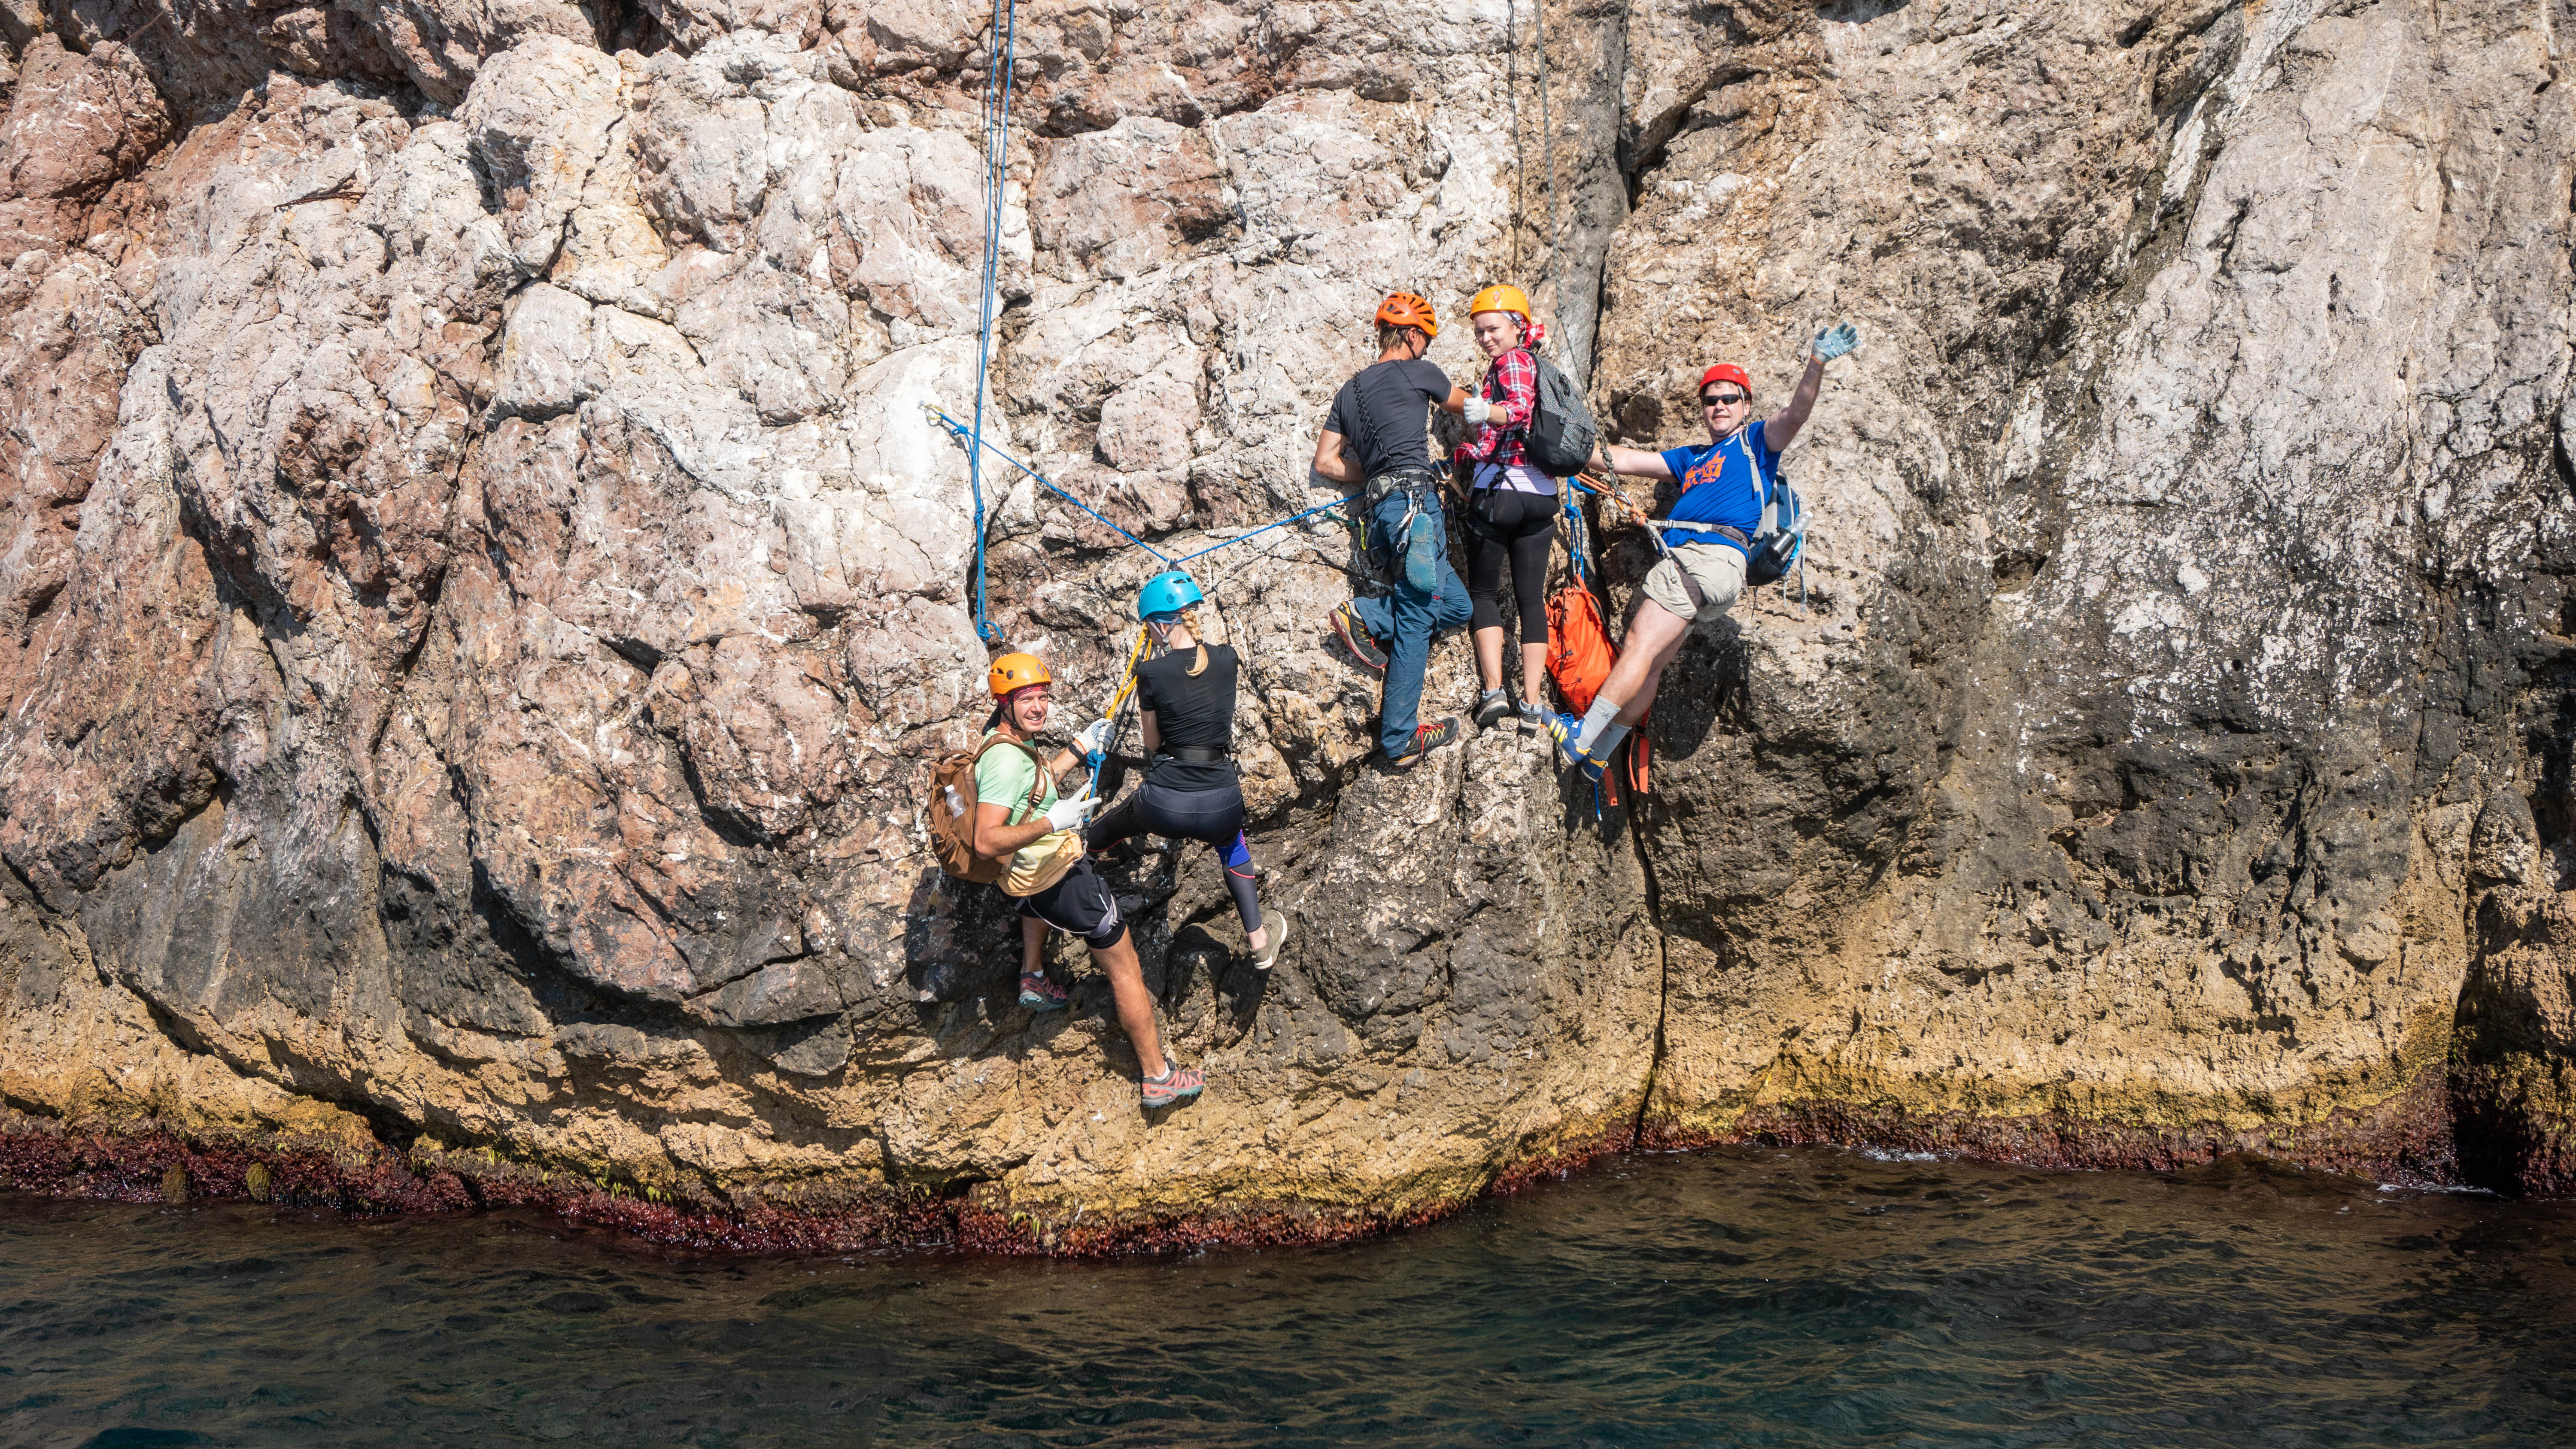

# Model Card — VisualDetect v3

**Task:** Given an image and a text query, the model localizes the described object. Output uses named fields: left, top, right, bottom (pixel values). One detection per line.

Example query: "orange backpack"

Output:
left=926, top=737, right=1046, bottom=883
left=1546, top=582, right=1618, bottom=715
left=1546, top=581, right=1653, bottom=801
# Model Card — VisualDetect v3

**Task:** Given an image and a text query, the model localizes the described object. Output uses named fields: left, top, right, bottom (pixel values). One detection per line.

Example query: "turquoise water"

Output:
left=6, top=1146, right=2575, bottom=1447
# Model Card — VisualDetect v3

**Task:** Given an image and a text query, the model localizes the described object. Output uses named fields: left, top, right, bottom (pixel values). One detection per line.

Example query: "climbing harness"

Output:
left=963, top=0, right=1023, bottom=645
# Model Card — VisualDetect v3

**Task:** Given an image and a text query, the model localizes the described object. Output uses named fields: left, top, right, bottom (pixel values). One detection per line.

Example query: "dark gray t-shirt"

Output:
left=1323, top=359, right=1453, bottom=480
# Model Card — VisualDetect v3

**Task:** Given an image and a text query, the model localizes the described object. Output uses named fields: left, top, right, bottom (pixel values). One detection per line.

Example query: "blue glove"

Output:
left=1812, top=322, right=1859, bottom=362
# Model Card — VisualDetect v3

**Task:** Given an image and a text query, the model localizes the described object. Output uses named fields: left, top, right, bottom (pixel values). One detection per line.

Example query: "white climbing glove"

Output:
left=1043, top=784, right=1099, bottom=833
left=1074, top=718, right=1114, bottom=756
left=1462, top=395, right=1494, bottom=426
left=1812, top=321, right=1860, bottom=362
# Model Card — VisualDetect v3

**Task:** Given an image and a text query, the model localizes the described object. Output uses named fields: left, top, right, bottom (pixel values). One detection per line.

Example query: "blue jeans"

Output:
left=1352, top=487, right=1472, bottom=756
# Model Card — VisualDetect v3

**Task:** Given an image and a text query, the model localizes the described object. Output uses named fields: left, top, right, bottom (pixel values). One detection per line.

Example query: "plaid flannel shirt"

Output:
left=1460, top=347, right=1537, bottom=468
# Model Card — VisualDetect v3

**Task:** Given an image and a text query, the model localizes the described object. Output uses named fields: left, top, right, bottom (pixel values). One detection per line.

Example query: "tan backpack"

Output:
left=927, top=736, right=1048, bottom=883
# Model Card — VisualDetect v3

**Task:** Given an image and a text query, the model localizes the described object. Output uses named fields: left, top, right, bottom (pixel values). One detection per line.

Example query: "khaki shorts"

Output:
left=1642, top=540, right=1746, bottom=625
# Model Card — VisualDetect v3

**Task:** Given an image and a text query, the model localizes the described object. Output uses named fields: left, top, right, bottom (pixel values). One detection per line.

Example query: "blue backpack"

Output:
left=1744, top=478, right=1805, bottom=588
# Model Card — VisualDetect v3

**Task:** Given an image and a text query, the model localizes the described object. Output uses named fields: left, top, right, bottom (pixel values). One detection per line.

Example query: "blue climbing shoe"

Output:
left=1546, top=712, right=1606, bottom=783
left=1019, top=972, right=1069, bottom=1012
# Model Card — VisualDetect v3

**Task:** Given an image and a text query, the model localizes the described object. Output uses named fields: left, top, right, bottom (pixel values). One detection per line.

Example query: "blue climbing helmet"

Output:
left=1136, top=570, right=1204, bottom=621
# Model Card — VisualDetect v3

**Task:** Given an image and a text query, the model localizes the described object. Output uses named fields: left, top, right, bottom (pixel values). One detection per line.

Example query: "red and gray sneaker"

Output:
left=1018, top=972, right=1069, bottom=1012
left=1389, top=716, right=1461, bottom=770
left=1141, top=1062, right=1206, bottom=1108
left=1330, top=601, right=1388, bottom=676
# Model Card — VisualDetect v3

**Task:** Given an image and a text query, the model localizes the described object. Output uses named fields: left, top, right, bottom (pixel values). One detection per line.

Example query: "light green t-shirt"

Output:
left=975, top=732, right=1078, bottom=894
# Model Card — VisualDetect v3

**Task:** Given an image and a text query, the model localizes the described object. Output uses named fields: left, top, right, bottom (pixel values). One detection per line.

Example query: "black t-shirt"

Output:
left=1136, top=644, right=1239, bottom=791
left=1323, top=359, right=1453, bottom=481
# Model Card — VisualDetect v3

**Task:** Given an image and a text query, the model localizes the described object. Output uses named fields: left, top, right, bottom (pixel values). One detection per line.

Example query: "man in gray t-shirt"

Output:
left=1321, top=357, right=1452, bottom=479
left=1310, top=292, right=1484, bottom=769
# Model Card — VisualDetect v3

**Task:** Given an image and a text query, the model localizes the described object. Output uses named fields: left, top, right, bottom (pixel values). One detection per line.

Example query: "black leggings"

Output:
left=1083, top=779, right=1261, bottom=933
left=1464, top=487, right=1558, bottom=644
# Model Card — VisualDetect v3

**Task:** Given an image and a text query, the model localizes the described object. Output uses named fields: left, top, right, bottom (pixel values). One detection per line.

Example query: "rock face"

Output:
left=3, top=0, right=2575, bottom=1246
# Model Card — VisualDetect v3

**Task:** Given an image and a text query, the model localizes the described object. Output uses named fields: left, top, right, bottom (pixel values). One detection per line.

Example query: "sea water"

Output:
left=5, top=1146, right=2573, bottom=1447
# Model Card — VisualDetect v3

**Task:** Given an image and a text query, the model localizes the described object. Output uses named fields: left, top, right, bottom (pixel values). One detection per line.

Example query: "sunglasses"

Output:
left=1699, top=391, right=1749, bottom=406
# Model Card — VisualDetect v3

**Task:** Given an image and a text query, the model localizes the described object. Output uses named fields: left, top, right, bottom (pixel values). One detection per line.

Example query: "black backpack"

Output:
left=1521, top=355, right=1599, bottom=478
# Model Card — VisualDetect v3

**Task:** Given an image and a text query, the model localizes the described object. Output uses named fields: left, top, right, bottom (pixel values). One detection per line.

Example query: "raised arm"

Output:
left=1766, top=322, right=1857, bottom=452
left=1764, top=355, right=1826, bottom=452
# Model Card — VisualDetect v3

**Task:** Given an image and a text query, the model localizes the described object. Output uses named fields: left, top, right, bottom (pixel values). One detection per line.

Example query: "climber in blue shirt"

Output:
left=1549, top=324, right=1859, bottom=781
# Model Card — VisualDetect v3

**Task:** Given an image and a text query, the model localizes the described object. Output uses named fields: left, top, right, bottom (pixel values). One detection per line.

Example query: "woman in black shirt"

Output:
left=1081, top=572, right=1287, bottom=970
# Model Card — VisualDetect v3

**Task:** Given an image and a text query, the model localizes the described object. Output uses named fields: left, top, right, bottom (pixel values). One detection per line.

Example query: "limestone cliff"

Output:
left=2, top=0, right=2573, bottom=1249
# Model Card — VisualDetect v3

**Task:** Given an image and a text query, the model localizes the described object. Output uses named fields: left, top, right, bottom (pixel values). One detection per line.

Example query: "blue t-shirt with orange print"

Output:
left=1658, top=419, right=1780, bottom=557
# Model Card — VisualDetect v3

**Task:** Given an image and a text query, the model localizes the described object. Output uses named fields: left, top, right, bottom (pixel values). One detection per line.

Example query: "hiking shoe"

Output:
left=1141, top=1062, right=1206, bottom=1108
left=1389, top=717, right=1461, bottom=770
left=1516, top=698, right=1549, bottom=734
left=1249, top=911, right=1291, bottom=971
left=1330, top=601, right=1387, bottom=676
left=1473, top=689, right=1514, bottom=731
left=1546, top=712, right=1607, bottom=783
left=1018, top=972, right=1069, bottom=1012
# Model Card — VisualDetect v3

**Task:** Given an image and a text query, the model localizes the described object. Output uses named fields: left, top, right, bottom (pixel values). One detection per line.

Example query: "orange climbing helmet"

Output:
left=1374, top=291, right=1440, bottom=338
left=987, top=652, right=1052, bottom=697
left=1468, top=284, right=1531, bottom=322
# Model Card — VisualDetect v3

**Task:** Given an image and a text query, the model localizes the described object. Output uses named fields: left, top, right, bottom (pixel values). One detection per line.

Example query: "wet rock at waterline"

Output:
left=2, top=0, right=2575, bottom=1248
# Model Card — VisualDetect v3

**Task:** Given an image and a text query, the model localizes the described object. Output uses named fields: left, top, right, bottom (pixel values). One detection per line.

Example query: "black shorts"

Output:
left=1016, top=859, right=1127, bottom=950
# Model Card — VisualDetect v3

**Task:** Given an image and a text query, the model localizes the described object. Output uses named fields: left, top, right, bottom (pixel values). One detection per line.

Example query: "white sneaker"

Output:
left=1249, top=912, right=1292, bottom=971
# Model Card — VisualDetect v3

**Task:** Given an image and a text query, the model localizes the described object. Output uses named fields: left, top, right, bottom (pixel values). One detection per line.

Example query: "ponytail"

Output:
left=1182, top=608, right=1209, bottom=677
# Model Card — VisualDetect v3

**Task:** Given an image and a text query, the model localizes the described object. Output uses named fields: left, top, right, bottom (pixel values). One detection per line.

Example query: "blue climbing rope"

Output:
left=1166, top=497, right=1352, bottom=567
left=927, top=404, right=1353, bottom=570
left=963, top=0, right=1021, bottom=646
left=927, top=406, right=1174, bottom=562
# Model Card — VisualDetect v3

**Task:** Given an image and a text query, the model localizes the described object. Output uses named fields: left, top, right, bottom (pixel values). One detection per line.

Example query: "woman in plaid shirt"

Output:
left=1457, top=284, right=1560, bottom=732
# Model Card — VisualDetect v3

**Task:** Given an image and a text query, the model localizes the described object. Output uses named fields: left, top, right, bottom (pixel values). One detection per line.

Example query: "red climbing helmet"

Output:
left=1698, top=364, right=1752, bottom=396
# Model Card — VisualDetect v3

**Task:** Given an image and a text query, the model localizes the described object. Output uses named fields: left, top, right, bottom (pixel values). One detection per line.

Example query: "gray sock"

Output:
left=1593, top=721, right=1632, bottom=757
left=1573, top=697, right=1623, bottom=755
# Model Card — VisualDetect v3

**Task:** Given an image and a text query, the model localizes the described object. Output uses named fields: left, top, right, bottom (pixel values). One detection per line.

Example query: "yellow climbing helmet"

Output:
left=987, top=652, right=1052, bottom=697
left=1468, top=284, right=1531, bottom=322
